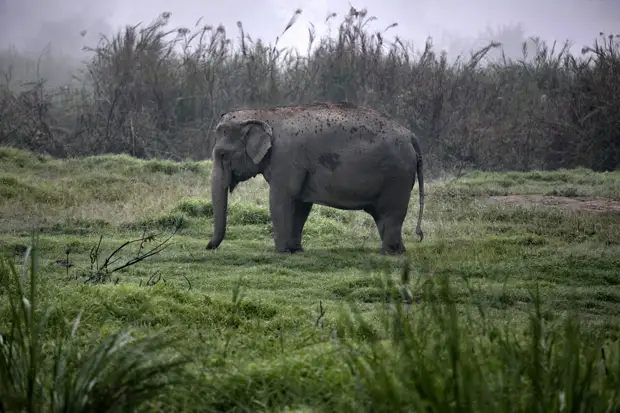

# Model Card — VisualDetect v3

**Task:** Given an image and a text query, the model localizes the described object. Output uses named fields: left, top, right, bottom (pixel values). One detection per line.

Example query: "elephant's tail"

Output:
left=411, top=135, right=425, bottom=242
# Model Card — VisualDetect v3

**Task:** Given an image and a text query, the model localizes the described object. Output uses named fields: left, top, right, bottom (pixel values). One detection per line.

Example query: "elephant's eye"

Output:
left=213, top=147, right=229, bottom=161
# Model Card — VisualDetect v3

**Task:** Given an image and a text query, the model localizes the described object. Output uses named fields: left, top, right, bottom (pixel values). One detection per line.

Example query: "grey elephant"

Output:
left=206, top=101, right=425, bottom=255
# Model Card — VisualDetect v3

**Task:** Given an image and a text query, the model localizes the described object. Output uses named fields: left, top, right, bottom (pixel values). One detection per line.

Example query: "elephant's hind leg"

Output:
left=379, top=214, right=406, bottom=255
left=371, top=185, right=411, bottom=255
left=291, top=201, right=313, bottom=252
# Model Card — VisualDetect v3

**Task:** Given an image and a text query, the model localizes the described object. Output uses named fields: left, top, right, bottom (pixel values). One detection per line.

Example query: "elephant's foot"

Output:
left=276, top=246, right=305, bottom=253
left=380, top=242, right=406, bottom=255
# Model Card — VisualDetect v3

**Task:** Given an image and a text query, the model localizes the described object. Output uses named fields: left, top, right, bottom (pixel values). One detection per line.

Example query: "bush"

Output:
left=0, top=236, right=191, bottom=412
left=338, top=262, right=620, bottom=412
left=0, top=9, right=618, bottom=174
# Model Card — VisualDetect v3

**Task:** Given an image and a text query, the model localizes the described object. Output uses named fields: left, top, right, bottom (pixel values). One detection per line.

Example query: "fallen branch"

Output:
left=79, top=220, right=182, bottom=284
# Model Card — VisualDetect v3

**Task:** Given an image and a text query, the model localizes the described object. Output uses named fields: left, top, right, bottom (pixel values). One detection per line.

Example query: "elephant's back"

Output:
left=270, top=108, right=410, bottom=146
left=227, top=102, right=412, bottom=143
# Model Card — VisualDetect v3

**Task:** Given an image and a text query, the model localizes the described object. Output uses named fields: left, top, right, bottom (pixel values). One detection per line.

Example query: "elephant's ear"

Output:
left=242, top=120, right=273, bottom=164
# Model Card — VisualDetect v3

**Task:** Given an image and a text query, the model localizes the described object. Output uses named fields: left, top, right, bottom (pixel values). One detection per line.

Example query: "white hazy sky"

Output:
left=1, top=0, right=619, bottom=58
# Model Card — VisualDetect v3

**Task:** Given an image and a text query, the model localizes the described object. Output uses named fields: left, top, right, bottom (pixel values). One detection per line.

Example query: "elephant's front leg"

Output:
left=291, top=201, right=313, bottom=252
left=269, top=186, right=298, bottom=253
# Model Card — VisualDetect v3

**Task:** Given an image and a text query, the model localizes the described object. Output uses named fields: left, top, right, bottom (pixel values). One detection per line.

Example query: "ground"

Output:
left=482, top=194, right=620, bottom=213
left=1, top=147, right=620, bottom=412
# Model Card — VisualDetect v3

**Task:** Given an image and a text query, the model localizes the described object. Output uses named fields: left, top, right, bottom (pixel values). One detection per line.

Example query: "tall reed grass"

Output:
left=0, top=9, right=618, bottom=173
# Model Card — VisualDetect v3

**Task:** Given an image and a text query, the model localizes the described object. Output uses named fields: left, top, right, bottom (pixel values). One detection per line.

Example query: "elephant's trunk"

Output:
left=206, top=159, right=231, bottom=250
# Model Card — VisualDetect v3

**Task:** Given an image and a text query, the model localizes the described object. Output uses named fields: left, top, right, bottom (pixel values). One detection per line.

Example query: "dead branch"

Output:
left=81, top=220, right=182, bottom=284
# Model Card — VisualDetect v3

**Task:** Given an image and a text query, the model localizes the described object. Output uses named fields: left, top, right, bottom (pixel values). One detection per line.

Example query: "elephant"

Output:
left=205, top=101, right=425, bottom=255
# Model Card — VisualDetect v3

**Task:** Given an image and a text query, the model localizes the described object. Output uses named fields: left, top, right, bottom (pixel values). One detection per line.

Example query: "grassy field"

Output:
left=2, top=146, right=620, bottom=412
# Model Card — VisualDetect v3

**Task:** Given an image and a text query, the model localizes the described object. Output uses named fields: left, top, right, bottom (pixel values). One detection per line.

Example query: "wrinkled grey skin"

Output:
left=206, top=101, right=425, bottom=255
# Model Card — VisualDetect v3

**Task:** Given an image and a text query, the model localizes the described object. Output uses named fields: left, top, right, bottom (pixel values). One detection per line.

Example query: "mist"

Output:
left=0, top=0, right=618, bottom=88
left=0, top=0, right=117, bottom=56
left=1, top=0, right=619, bottom=60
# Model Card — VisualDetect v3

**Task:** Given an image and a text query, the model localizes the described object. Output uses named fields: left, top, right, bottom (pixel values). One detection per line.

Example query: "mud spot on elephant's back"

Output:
left=481, top=195, right=620, bottom=213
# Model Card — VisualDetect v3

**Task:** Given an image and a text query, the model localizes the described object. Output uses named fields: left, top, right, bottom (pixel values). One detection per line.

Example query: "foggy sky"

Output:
left=1, top=0, right=619, bottom=60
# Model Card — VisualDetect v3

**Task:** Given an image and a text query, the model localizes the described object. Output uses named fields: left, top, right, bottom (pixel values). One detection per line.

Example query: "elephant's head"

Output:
left=206, top=116, right=273, bottom=250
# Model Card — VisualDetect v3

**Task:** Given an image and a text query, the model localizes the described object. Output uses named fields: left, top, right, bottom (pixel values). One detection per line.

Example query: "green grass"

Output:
left=1, top=146, right=620, bottom=412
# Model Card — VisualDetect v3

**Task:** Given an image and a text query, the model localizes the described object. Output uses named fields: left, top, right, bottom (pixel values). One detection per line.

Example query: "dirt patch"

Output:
left=481, top=195, right=620, bottom=213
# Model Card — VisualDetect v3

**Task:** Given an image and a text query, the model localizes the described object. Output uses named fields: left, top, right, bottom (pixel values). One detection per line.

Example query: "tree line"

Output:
left=1, top=9, right=618, bottom=175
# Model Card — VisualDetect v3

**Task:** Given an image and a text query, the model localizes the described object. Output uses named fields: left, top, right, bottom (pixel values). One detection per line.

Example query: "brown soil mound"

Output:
left=481, top=195, right=620, bottom=213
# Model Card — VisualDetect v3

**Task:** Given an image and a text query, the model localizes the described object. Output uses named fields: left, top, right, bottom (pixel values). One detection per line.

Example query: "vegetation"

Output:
left=1, top=147, right=620, bottom=411
left=0, top=235, right=190, bottom=412
left=1, top=7, right=619, bottom=412
left=0, top=8, right=619, bottom=173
